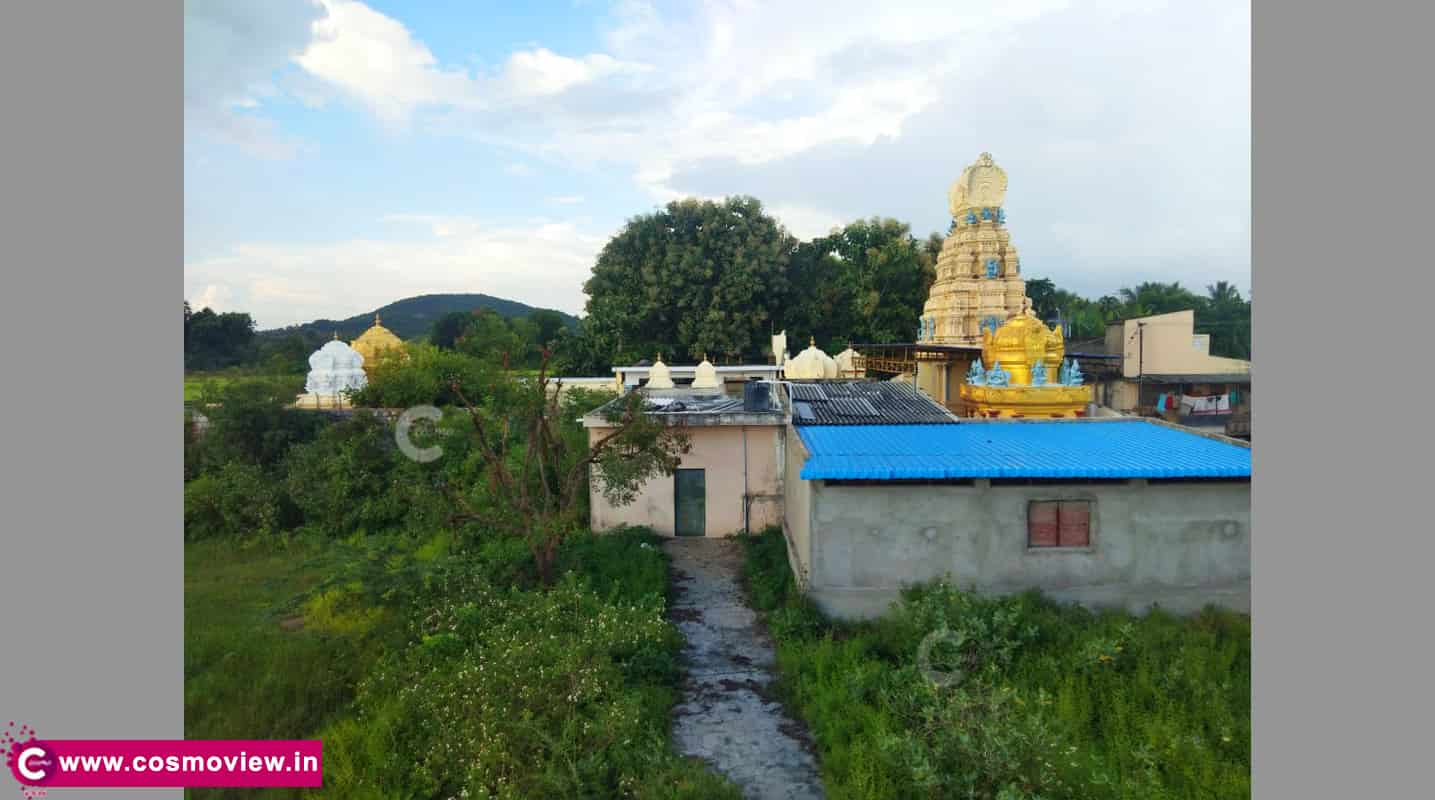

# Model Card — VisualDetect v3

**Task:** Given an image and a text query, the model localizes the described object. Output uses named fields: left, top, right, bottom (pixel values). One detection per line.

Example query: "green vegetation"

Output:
left=741, top=528, right=1250, bottom=800
left=569, top=198, right=1251, bottom=372
left=185, top=365, right=719, bottom=798
left=187, top=529, right=739, bottom=800
left=1027, top=279, right=1251, bottom=359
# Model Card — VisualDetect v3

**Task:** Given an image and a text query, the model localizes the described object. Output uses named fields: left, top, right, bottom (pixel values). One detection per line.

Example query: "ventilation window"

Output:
left=1028, top=500, right=1092, bottom=548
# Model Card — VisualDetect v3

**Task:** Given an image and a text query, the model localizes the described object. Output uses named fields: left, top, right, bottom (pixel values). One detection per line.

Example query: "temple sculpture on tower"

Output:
left=919, top=152, right=1028, bottom=346
left=956, top=300, right=1093, bottom=418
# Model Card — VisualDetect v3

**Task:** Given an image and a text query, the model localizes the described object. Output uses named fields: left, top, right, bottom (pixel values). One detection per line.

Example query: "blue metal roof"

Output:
left=796, top=420, right=1251, bottom=481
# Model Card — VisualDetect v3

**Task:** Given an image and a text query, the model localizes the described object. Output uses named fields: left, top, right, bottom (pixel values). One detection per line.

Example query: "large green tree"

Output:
left=580, top=196, right=797, bottom=365
left=184, top=306, right=256, bottom=370
left=782, top=217, right=936, bottom=349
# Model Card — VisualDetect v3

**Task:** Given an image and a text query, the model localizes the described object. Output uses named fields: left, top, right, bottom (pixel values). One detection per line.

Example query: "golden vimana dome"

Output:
left=981, top=302, right=1064, bottom=386
left=350, top=313, right=408, bottom=373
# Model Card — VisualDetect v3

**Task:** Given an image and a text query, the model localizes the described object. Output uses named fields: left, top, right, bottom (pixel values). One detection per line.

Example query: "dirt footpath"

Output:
left=664, top=537, right=826, bottom=800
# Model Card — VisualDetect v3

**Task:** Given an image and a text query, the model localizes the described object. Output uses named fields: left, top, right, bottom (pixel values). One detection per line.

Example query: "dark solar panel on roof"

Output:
left=791, top=380, right=958, bottom=426
left=831, top=397, right=879, bottom=416
left=790, top=384, right=828, bottom=402
left=794, top=402, right=816, bottom=421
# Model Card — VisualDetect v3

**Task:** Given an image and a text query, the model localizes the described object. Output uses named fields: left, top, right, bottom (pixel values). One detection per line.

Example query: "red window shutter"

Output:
left=1028, top=501, right=1059, bottom=547
left=1058, top=501, right=1090, bottom=547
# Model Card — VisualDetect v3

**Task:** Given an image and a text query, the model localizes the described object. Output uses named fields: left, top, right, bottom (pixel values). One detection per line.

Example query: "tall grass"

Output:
left=185, top=528, right=739, bottom=800
left=740, top=527, right=1250, bottom=800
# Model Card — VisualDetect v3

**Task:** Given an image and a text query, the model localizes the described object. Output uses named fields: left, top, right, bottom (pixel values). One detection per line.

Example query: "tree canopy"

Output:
left=184, top=305, right=256, bottom=370
left=781, top=218, right=938, bottom=351
left=578, top=197, right=797, bottom=369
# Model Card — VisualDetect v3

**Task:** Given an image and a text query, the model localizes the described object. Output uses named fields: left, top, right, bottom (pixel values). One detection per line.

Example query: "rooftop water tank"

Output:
left=743, top=380, right=772, bottom=412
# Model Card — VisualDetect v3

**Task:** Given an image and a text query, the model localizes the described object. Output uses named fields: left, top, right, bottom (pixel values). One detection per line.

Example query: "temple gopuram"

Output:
left=920, top=152, right=1028, bottom=345
left=908, top=152, right=1030, bottom=405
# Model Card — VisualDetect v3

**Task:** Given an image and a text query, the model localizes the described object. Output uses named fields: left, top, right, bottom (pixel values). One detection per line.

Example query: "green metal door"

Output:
left=674, top=469, right=706, bottom=537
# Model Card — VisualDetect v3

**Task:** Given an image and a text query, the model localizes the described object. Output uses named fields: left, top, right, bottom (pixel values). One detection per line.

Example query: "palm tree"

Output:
left=1206, top=281, right=1242, bottom=306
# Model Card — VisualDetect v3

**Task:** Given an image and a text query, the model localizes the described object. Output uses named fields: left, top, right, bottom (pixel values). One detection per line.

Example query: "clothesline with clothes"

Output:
left=1154, top=389, right=1242, bottom=415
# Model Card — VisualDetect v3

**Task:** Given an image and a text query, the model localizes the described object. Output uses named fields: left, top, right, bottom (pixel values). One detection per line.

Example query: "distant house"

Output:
left=1103, top=310, right=1252, bottom=431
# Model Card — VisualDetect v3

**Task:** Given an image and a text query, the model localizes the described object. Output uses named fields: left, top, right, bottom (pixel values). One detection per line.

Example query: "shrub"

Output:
left=194, top=378, right=326, bottom=473
left=183, top=462, right=293, bottom=540
left=282, top=413, right=442, bottom=538
left=324, top=574, right=687, bottom=799
left=740, top=527, right=1251, bottom=800
left=350, top=343, right=499, bottom=408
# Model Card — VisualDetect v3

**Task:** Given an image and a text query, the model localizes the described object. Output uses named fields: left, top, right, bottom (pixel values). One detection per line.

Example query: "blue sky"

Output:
left=185, top=0, right=1250, bottom=330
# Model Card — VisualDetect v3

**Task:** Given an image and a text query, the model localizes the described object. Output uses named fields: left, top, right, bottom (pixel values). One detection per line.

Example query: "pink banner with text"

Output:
left=7, top=739, right=322, bottom=789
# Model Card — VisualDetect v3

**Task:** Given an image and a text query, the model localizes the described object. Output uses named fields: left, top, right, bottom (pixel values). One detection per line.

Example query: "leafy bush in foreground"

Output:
left=320, top=529, right=736, bottom=800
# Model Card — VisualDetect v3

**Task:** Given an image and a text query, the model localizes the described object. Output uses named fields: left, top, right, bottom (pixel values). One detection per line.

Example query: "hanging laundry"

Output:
left=1180, top=394, right=1231, bottom=415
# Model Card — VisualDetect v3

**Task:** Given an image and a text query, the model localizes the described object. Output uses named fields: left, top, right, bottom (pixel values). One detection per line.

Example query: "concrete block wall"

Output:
left=802, top=478, right=1250, bottom=620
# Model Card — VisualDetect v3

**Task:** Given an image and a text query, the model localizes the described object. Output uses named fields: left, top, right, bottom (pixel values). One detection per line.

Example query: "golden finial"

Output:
left=374, top=313, right=382, bottom=326
left=809, top=336, right=816, bottom=347
left=657, top=351, right=663, bottom=362
left=333, top=330, right=339, bottom=341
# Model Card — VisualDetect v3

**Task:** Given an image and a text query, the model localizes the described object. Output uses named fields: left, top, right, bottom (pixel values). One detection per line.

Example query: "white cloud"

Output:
left=184, top=0, right=323, bottom=158
left=191, top=284, right=233, bottom=313
left=292, top=1, right=648, bottom=127
left=185, top=217, right=606, bottom=328
left=768, top=204, right=843, bottom=240
left=186, top=0, right=1250, bottom=322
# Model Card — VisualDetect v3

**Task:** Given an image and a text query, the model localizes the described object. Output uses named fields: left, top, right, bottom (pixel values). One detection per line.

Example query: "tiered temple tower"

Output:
left=919, top=152, right=1028, bottom=346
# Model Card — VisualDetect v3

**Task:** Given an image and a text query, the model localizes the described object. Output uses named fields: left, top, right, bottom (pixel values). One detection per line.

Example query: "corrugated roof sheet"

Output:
left=790, top=381, right=958, bottom=426
left=797, top=420, right=1251, bottom=480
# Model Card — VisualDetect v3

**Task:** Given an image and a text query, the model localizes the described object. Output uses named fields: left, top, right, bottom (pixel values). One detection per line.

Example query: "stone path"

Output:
left=664, top=537, right=826, bottom=800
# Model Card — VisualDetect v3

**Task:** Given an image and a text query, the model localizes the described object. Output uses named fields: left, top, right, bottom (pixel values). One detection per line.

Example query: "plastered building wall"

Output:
left=782, top=426, right=813, bottom=587
left=798, top=477, right=1250, bottom=620
left=589, top=425, right=783, bottom=537
left=1106, top=310, right=1251, bottom=378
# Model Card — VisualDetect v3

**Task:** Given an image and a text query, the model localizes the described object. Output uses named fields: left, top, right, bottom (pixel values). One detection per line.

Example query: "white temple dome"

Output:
left=305, top=338, right=368, bottom=396
left=646, top=354, right=675, bottom=389
left=785, top=338, right=838, bottom=380
left=691, top=355, right=721, bottom=390
left=834, top=347, right=862, bottom=378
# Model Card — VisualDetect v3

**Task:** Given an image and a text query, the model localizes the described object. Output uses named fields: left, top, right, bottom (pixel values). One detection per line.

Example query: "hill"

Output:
left=258, top=293, right=579, bottom=341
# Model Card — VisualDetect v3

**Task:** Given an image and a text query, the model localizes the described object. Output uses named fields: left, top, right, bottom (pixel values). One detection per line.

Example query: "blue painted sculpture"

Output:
left=1030, top=358, right=1047, bottom=386
left=986, top=361, right=1010, bottom=386
left=985, top=258, right=999, bottom=278
left=966, top=358, right=986, bottom=385
left=981, top=207, right=993, bottom=221
left=996, top=208, right=1007, bottom=224
left=1063, top=358, right=1084, bottom=386
left=965, top=210, right=977, bottom=225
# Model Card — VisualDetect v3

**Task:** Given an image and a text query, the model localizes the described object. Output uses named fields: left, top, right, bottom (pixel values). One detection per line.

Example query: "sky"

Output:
left=184, top=0, right=1250, bottom=330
